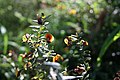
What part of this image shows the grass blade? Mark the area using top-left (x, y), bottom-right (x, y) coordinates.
top-left (97, 27), bottom-right (120, 67)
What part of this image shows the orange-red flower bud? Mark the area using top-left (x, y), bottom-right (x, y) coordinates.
top-left (45, 33), bottom-right (54, 43)
top-left (53, 54), bottom-right (63, 62)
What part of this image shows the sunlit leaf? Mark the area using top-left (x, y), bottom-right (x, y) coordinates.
top-left (29, 25), bottom-right (40, 28)
top-left (96, 26), bottom-right (120, 68)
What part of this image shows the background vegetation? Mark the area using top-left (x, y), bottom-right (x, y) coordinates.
top-left (0, 0), bottom-right (120, 80)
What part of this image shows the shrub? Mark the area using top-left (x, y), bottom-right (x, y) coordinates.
top-left (15, 13), bottom-right (91, 80)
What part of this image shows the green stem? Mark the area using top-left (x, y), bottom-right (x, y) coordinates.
top-left (3, 33), bottom-right (8, 54)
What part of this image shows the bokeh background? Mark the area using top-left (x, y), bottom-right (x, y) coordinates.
top-left (0, 0), bottom-right (120, 80)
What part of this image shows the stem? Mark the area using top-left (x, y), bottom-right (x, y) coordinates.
top-left (3, 33), bottom-right (8, 54)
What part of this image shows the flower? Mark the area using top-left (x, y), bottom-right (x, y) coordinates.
top-left (22, 33), bottom-right (30, 42)
top-left (64, 37), bottom-right (72, 46)
top-left (81, 40), bottom-right (88, 46)
top-left (8, 50), bottom-right (13, 56)
top-left (74, 65), bottom-right (86, 74)
top-left (33, 42), bottom-right (42, 48)
top-left (116, 71), bottom-right (120, 77)
top-left (114, 77), bottom-right (120, 80)
top-left (113, 71), bottom-right (120, 80)
top-left (64, 35), bottom-right (78, 46)
top-left (45, 33), bottom-right (54, 43)
top-left (69, 9), bottom-right (77, 15)
top-left (20, 54), bottom-right (26, 60)
top-left (20, 52), bottom-right (33, 61)
top-left (24, 62), bottom-right (32, 70)
top-left (53, 54), bottom-right (63, 62)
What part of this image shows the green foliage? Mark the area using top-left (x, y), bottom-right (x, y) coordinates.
top-left (16, 13), bottom-right (91, 80)
top-left (0, 0), bottom-right (120, 80)
top-left (97, 26), bottom-right (120, 68)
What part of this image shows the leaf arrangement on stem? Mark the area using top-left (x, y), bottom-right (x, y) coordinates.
top-left (16, 13), bottom-right (91, 80)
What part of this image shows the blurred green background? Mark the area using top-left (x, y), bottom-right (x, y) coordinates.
top-left (0, 0), bottom-right (120, 80)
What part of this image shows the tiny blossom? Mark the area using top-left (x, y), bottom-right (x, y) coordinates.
top-left (64, 37), bottom-right (72, 46)
top-left (22, 35), bottom-right (27, 42)
top-left (64, 34), bottom-right (78, 46)
top-left (116, 71), bottom-right (120, 77)
top-left (33, 43), bottom-right (42, 48)
top-left (69, 9), bottom-right (77, 15)
top-left (24, 62), bottom-right (32, 70)
top-left (53, 54), bottom-right (63, 62)
top-left (114, 77), bottom-right (120, 80)
top-left (22, 34), bottom-right (30, 42)
top-left (45, 33), bottom-right (54, 43)
top-left (74, 65), bottom-right (86, 74)
top-left (20, 54), bottom-right (26, 60)
top-left (20, 52), bottom-right (33, 61)
top-left (8, 50), bottom-right (13, 56)
top-left (81, 40), bottom-right (88, 46)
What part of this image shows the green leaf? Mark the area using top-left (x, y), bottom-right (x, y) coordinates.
top-left (97, 26), bottom-right (120, 68)
top-left (3, 34), bottom-right (8, 54)
top-left (0, 26), bottom-right (8, 54)
top-left (8, 41), bottom-right (28, 52)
